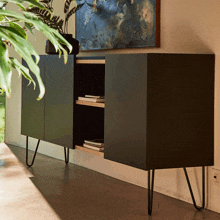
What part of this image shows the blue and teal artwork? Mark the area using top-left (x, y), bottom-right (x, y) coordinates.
top-left (76, 0), bottom-right (160, 51)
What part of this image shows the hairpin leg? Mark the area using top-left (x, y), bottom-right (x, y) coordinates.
top-left (183, 166), bottom-right (205, 211)
top-left (148, 169), bottom-right (155, 215)
top-left (64, 147), bottom-right (69, 164)
top-left (26, 136), bottom-right (40, 167)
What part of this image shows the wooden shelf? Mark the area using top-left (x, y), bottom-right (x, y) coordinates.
top-left (76, 59), bottom-right (105, 64)
top-left (75, 145), bottom-right (104, 157)
top-left (76, 100), bottom-right (105, 108)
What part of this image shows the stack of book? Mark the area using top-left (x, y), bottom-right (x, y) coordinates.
top-left (83, 139), bottom-right (104, 152)
top-left (78, 95), bottom-right (105, 103)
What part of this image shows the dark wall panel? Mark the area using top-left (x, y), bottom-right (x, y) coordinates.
top-left (44, 55), bottom-right (74, 148)
top-left (21, 56), bottom-right (45, 140)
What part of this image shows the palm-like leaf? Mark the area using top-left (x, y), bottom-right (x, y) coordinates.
top-left (0, 4), bottom-right (73, 100)
top-left (27, 7), bottom-right (64, 33)
top-left (65, 4), bottom-right (81, 24)
top-left (63, 0), bottom-right (77, 33)
top-left (64, 0), bottom-right (72, 13)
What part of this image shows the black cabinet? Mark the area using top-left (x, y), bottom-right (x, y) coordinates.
top-left (21, 55), bottom-right (74, 148)
top-left (21, 53), bottom-right (215, 170)
top-left (104, 53), bottom-right (214, 170)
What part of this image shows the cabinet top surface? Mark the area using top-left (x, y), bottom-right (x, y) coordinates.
top-left (39, 53), bottom-right (215, 58)
top-left (76, 56), bottom-right (105, 60)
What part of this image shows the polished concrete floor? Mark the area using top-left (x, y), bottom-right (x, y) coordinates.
top-left (2, 143), bottom-right (220, 220)
top-left (0, 143), bottom-right (61, 220)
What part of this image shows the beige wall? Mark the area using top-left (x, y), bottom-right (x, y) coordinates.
top-left (5, 0), bottom-right (220, 214)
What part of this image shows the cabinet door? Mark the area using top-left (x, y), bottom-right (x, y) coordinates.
top-left (21, 56), bottom-right (45, 140)
top-left (44, 55), bottom-right (74, 148)
top-left (104, 54), bottom-right (148, 170)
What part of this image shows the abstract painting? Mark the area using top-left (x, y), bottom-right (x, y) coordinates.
top-left (76, 0), bottom-right (160, 51)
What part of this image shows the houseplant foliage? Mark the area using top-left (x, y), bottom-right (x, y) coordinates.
top-left (26, 0), bottom-right (80, 54)
top-left (0, 0), bottom-right (73, 100)
top-left (26, 0), bottom-right (79, 34)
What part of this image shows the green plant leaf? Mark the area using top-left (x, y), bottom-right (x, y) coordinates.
top-left (16, 3), bottom-right (27, 11)
top-left (0, 9), bottom-right (72, 62)
top-left (0, 26), bottom-right (45, 100)
top-left (9, 22), bottom-right (27, 39)
top-left (0, 42), bottom-right (12, 97)
top-left (0, 7), bottom-right (73, 99)
top-left (0, 10), bottom-right (72, 58)
top-left (27, 7), bottom-right (63, 33)
top-left (24, 22), bottom-right (34, 33)
top-left (9, 57), bottom-right (36, 88)
top-left (6, 0), bottom-right (45, 9)
top-left (0, 9), bottom-right (72, 60)
top-left (0, 8), bottom-right (24, 20)
top-left (23, 12), bottom-right (72, 62)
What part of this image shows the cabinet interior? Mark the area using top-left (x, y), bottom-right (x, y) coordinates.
top-left (74, 59), bottom-right (105, 156)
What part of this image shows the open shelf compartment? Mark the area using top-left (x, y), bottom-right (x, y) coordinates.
top-left (74, 57), bottom-right (105, 154)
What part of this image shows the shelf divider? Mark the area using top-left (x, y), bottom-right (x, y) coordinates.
top-left (76, 59), bottom-right (105, 64)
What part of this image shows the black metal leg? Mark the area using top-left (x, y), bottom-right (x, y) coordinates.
top-left (148, 169), bottom-right (155, 216)
top-left (64, 147), bottom-right (69, 164)
top-left (26, 136), bottom-right (40, 167)
top-left (183, 166), bottom-right (205, 211)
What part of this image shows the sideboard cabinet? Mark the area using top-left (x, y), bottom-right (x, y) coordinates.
top-left (21, 53), bottom-right (214, 170)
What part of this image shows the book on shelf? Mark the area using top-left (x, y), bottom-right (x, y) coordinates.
top-left (85, 95), bottom-right (105, 98)
top-left (83, 143), bottom-right (104, 152)
top-left (78, 97), bottom-right (105, 103)
top-left (83, 142), bottom-right (103, 148)
top-left (84, 139), bottom-right (104, 147)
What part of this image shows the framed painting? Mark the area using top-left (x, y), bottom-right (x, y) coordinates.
top-left (76, 0), bottom-right (160, 51)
